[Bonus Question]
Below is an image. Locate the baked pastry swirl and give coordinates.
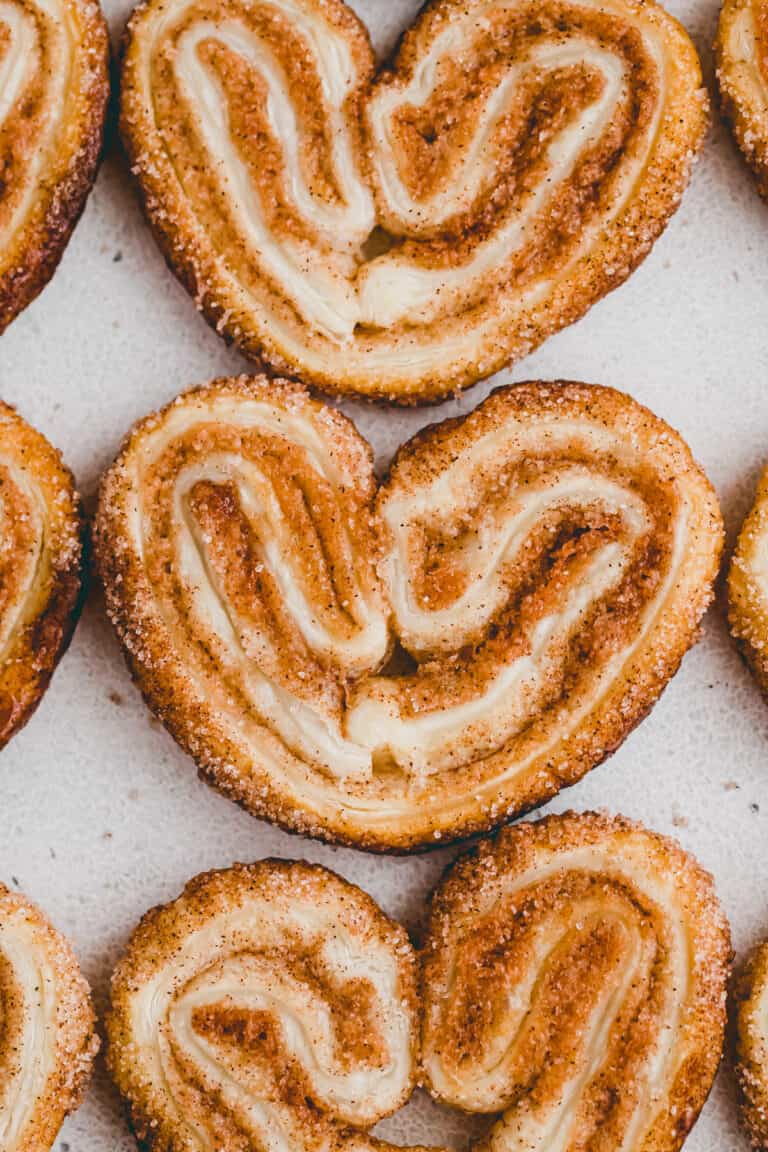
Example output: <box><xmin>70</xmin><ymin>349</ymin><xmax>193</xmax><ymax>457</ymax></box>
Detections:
<box><xmin>729</xmin><ymin>466</ymin><xmax>768</xmax><ymax>696</ymax></box>
<box><xmin>106</xmin><ymin>813</ymin><xmax>729</xmax><ymax>1152</ymax></box>
<box><xmin>107</xmin><ymin>860</ymin><xmax>422</xmax><ymax>1152</ymax></box>
<box><xmin>0</xmin><ymin>882</ymin><xmax>98</xmax><ymax>1152</ymax></box>
<box><xmin>733</xmin><ymin>940</ymin><xmax>768</xmax><ymax>1148</ymax></box>
<box><xmin>716</xmin><ymin>0</ymin><xmax>768</xmax><ymax>196</ymax></box>
<box><xmin>120</xmin><ymin>0</ymin><xmax>708</xmax><ymax>402</ymax></box>
<box><xmin>422</xmin><ymin>811</ymin><xmax>730</xmax><ymax>1152</ymax></box>
<box><xmin>0</xmin><ymin>0</ymin><xmax>109</xmax><ymax>332</ymax></box>
<box><xmin>95</xmin><ymin>376</ymin><xmax>723</xmax><ymax>851</ymax></box>
<box><xmin>0</xmin><ymin>403</ymin><xmax>84</xmax><ymax>749</ymax></box>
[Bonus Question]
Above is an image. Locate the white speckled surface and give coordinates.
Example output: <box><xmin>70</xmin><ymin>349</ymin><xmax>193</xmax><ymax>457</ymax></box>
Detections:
<box><xmin>0</xmin><ymin>0</ymin><xmax>765</xmax><ymax>1148</ymax></box>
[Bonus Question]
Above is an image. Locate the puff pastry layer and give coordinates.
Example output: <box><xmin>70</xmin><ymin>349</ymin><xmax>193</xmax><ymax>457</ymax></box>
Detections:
<box><xmin>95</xmin><ymin>376</ymin><xmax>723</xmax><ymax>850</ymax></box>
<box><xmin>107</xmin><ymin>860</ymin><xmax>423</xmax><ymax>1152</ymax></box>
<box><xmin>716</xmin><ymin>0</ymin><xmax>768</xmax><ymax>195</ymax></box>
<box><xmin>0</xmin><ymin>883</ymin><xmax>98</xmax><ymax>1152</ymax></box>
<box><xmin>120</xmin><ymin>0</ymin><xmax>707</xmax><ymax>402</ymax></box>
<box><xmin>734</xmin><ymin>940</ymin><xmax>768</xmax><ymax>1148</ymax></box>
<box><xmin>0</xmin><ymin>0</ymin><xmax>109</xmax><ymax>331</ymax></box>
<box><xmin>422</xmin><ymin>811</ymin><xmax>730</xmax><ymax>1152</ymax></box>
<box><xmin>0</xmin><ymin>403</ymin><xmax>84</xmax><ymax>749</ymax></box>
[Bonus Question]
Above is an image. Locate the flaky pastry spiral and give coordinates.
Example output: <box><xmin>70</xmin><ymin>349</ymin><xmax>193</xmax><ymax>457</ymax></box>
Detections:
<box><xmin>0</xmin><ymin>0</ymin><xmax>108</xmax><ymax>331</ymax></box>
<box><xmin>0</xmin><ymin>403</ymin><xmax>84</xmax><ymax>748</ymax></box>
<box><xmin>120</xmin><ymin>0</ymin><xmax>707</xmax><ymax>402</ymax></box>
<box><xmin>422</xmin><ymin>811</ymin><xmax>730</xmax><ymax>1152</ymax></box>
<box><xmin>716</xmin><ymin>0</ymin><xmax>768</xmax><ymax>196</ymax></box>
<box><xmin>733</xmin><ymin>940</ymin><xmax>768</xmax><ymax>1148</ymax></box>
<box><xmin>107</xmin><ymin>860</ymin><xmax>423</xmax><ymax>1152</ymax></box>
<box><xmin>0</xmin><ymin>883</ymin><xmax>98</xmax><ymax>1152</ymax></box>
<box><xmin>95</xmin><ymin>376</ymin><xmax>723</xmax><ymax>851</ymax></box>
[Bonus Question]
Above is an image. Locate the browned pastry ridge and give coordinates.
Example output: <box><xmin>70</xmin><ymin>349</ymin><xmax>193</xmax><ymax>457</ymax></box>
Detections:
<box><xmin>0</xmin><ymin>403</ymin><xmax>84</xmax><ymax>748</ymax></box>
<box><xmin>0</xmin><ymin>883</ymin><xmax>99</xmax><ymax>1152</ymax></box>
<box><xmin>95</xmin><ymin>376</ymin><xmax>723</xmax><ymax>852</ymax></box>
<box><xmin>716</xmin><ymin>0</ymin><xmax>768</xmax><ymax>196</ymax></box>
<box><xmin>729</xmin><ymin>465</ymin><xmax>768</xmax><ymax>696</ymax></box>
<box><xmin>120</xmin><ymin>0</ymin><xmax>708</xmax><ymax>403</ymax></box>
<box><xmin>0</xmin><ymin>0</ymin><xmax>109</xmax><ymax>332</ymax></box>
<box><xmin>733</xmin><ymin>940</ymin><xmax>768</xmax><ymax>1148</ymax></box>
<box><xmin>105</xmin><ymin>811</ymin><xmax>730</xmax><ymax>1152</ymax></box>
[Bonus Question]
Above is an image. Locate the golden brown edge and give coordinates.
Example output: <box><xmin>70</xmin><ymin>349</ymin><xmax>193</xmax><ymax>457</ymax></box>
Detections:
<box><xmin>117</xmin><ymin>0</ymin><xmax>708</xmax><ymax>405</ymax></box>
<box><xmin>733</xmin><ymin>942</ymin><xmax>768</xmax><ymax>1148</ymax></box>
<box><xmin>715</xmin><ymin>0</ymin><xmax>768</xmax><ymax>200</ymax></box>
<box><xmin>728</xmin><ymin>465</ymin><xmax>768</xmax><ymax>698</ymax></box>
<box><xmin>0</xmin><ymin>0</ymin><xmax>111</xmax><ymax>333</ymax></box>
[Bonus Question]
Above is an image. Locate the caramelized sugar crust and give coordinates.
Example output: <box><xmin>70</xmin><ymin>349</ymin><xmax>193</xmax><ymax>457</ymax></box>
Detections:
<box><xmin>107</xmin><ymin>860</ymin><xmax>424</xmax><ymax>1152</ymax></box>
<box><xmin>120</xmin><ymin>0</ymin><xmax>707</xmax><ymax>402</ymax></box>
<box><xmin>729</xmin><ymin>465</ymin><xmax>768</xmax><ymax>696</ymax></box>
<box><xmin>0</xmin><ymin>0</ymin><xmax>109</xmax><ymax>331</ymax></box>
<box><xmin>0</xmin><ymin>883</ymin><xmax>98</xmax><ymax>1152</ymax></box>
<box><xmin>95</xmin><ymin>376</ymin><xmax>723</xmax><ymax>851</ymax></box>
<box><xmin>422</xmin><ymin>810</ymin><xmax>730</xmax><ymax>1152</ymax></box>
<box><xmin>0</xmin><ymin>403</ymin><xmax>84</xmax><ymax>749</ymax></box>
<box><xmin>733</xmin><ymin>940</ymin><xmax>768</xmax><ymax>1148</ymax></box>
<box><xmin>716</xmin><ymin>0</ymin><xmax>768</xmax><ymax>195</ymax></box>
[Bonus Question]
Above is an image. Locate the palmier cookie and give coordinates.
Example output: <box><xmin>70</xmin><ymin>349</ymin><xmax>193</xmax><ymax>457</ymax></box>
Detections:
<box><xmin>0</xmin><ymin>0</ymin><xmax>109</xmax><ymax>332</ymax></box>
<box><xmin>106</xmin><ymin>860</ymin><xmax>425</xmax><ymax>1152</ymax></box>
<box><xmin>729</xmin><ymin>466</ymin><xmax>768</xmax><ymax>696</ymax></box>
<box><xmin>95</xmin><ymin>376</ymin><xmax>723</xmax><ymax>852</ymax></box>
<box><xmin>716</xmin><ymin>0</ymin><xmax>768</xmax><ymax>196</ymax></box>
<box><xmin>733</xmin><ymin>941</ymin><xmax>768</xmax><ymax>1147</ymax></box>
<box><xmin>120</xmin><ymin>0</ymin><xmax>708</xmax><ymax>403</ymax></box>
<box><xmin>0</xmin><ymin>404</ymin><xmax>84</xmax><ymax>748</ymax></box>
<box><xmin>0</xmin><ymin>883</ymin><xmax>98</xmax><ymax>1152</ymax></box>
<box><xmin>422</xmin><ymin>811</ymin><xmax>730</xmax><ymax>1152</ymax></box>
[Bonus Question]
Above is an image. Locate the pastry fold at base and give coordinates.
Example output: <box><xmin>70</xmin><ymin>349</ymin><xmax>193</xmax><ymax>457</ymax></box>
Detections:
<box><xmin>95</xmin><ymin>376</ymin><xmax>723</xmax><ymax>851</ymax></box>
<box><xmin>0</xmin><ymin>883</ymin><xmax>98</xmax><ymax>1152</ymax></box>
<box><xmin>0</xmin><ymin>403</ymin><xmax>84</xmax><ymax>749</ymax></box>
<box><xmin>107</xmin><ymin>860</ymin><xmax>424</xmax><ymax>1152</ymax></box>
<box><xmin>120</xmin><ymin>0</ymin><xmax>707</xmax><ymax>402</ymax></box>
<box><xmin>733</xmin><ymin>940</ymin><xmax>768</xmax><ymax>1148</ymax></box>
<box><xmin>0</xmin><ymin>0</ymin><xmax>109</xmax><ymax>331</ymax></box>
<box><xmin>716</xmin><ymin>0</ymin><xmax>768</xmax><ymax>196</ymax></box>
<box><xmin>729</xmin><ymin>465</ymin><xmax>768</xmax><ymax>696</ymax></box>
<box><xmin>422</xmin><ymin>811</ymin><xmax>730</xmax><ymax>1152</ymax></box>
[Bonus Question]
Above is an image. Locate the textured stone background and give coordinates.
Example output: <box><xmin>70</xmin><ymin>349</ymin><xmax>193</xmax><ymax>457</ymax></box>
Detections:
<box><xmin>1</xmin><ymin>0</ymin><xmax>765</xmax><ymax>1148</ymax></box>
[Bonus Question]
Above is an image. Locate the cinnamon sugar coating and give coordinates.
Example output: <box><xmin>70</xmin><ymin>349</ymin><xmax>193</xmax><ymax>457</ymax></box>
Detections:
<box><xmin>422</xmin><ymin>810</ymin><xmax>731</xmax><ymax>1152</ymax></box>
<box><xmin>0</xmin><ymin>883</ymin><xmax>98</xmax><ymax>1152</ymax></box>
<box><xmin>0</xmin><ymin>403</ymin><xmax>84</xmax><ymax>749</ymax></box>
<box><xmin>120</xmin><ymin>0</ymin><xmax>707</xmax><ymax>402</ymax></box>
<box><xmin>95</xmin><ymin>376</ymin><xmax>722</xmax><ymax>851</ymax></box>
<box><xmin>729</xmin><ymin>466</ymin><xmax>768</xmax><ymax>697</ymax></box>
<box><xmin>0</xmin><ymin>0</ymin><xmax>109</xmax><ymax>331</ymax></box>
<box><xmin>733</xmin><ymin>941</ymin><xmax>768</xmax><ymax>1148</ymax></box>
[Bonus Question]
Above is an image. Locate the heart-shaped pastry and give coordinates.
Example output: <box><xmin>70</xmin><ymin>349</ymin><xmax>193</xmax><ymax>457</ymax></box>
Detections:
<box><xmin>0</xmin><ymin>883</ymin><xmax>98</xmax><ymax>1152</ymax></box>
<box><xmin>0</xmin><ymin>403</ymin><xmax>84</xmax><ymax>749</ymax></box>
<box><xmin>0</xmin><ymin>0</ymin><xmax>109</xmax><ymax>332</ymax></box>
<box><xmin>120</xmin><ymin>0</ymin><xmax>707</xmax><ymax>402</ymax></box>
<box><xmin>95</xmin><ymin>376</ymin><xmax>722</xmax><ymax>851</ymax></box>
<box><xmin>716</xmin><ymin>0</ymin><xmax>768</xmax><ymax>196</ymax></box>
<box><xmin>106</xmin><ymin>811</ymin><xmax>729</xmax><ymax>1152</ymax></box>
<box><xmin>728</xmin><ymin>466</ymin><xmax>768</xmax><ymax>695</ymax></box>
